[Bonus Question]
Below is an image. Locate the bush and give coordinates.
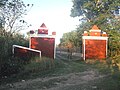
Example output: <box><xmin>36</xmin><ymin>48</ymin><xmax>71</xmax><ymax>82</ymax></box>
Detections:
<box><xmin>0</xmin><ymin>57</ymin><xmax>24</xmax><ymax>78</ymax></box>
<box><xmin>22</xmin><ymin>57</ymin><xmax>55</xmax><ymax>74</ymax></box>
<box><xmin>0</xmin><ymin>33</ymin><xmax>29</xmax><ymax>78</ymax></box>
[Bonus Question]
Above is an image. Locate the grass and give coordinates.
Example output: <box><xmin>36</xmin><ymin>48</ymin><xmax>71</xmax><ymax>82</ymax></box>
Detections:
<box><xmin>21</xmin><ymin>59</ymin><xmax>89</xmax><ymax>78</ymax></box>
<box><xmin>92</xmin><ymin>76</ymin><xmax>120</xmax><ymax>90</ymax></box>
<box><xmin>0</xmin><ymin>58</ymin><xmax>89</xmax><ymax>85</ymax></box>
<box><xmin>0</xmin><ymin>57</ymin><xmax>120</xmax><ymax>90</ymax></box>
<box><xmin>57</xmin><ymin>75</ymin><xmax>120</xmax><ymax>90</ymax></box>
<box><xmin>85</xmin><ymin>59</ymin><xmax>112</xmax><ymax>74</ymax></box>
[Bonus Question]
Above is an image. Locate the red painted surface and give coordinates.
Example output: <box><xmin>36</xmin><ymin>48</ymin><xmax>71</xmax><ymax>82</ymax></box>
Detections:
<box><xmin>102</xmin><ymin>33</ymin><xmax>108</xmax><ymax>37</ymax></box>
<box><xmin>52</xmin><ymin>32</ymin><xmax>56</xmax><ymax>35</ymax></box>
<box><xmin>38</xmin><ymin>29</ymin><xmax>48</xmax><ymax>34</ymax></box>
<box><xmin>91</xmin><ymin>25</ymin><xmax>100</xmax><ymax>30</ymax></box>
<box><xmin>38</xmin><ymin>23</ymin><xmax>48</xmax><ymax>34</ymax></box>
<box><xmin>40</xmin><ymin>23</ymin><xmax>47</xmax><ymax>28</ymax></box>
<box><xmin>30</xmin><ymin>37</ymin><xmax>55</xmax><ymax>59</ymax></box>
<box><xmin>85</xmin><ymin>40</ymin><xmax>106</xmax><ymax>59</ymax></box>
<box><xmin>89</xmin><ymin>25</ymin><xmax>101</xmax><ymax>36</ymax></box>
<box><xmin>13</xmin><ymin>23</ymin><xmax>56</xmax><ymax>60</ymax></box>
<box><xmin>89</xmin><ymin>32</ymin><xmax>101</xmax><ymax>36</ymax></box>
<box><xmin>13</xmin><ymin>46</ymin><xmax>40</xmax><ymax>60</ymax></box>
<box><xmin>82</xmin><ymin>25</ymin><xmax>108</xmax><ymax>60</ymax></box>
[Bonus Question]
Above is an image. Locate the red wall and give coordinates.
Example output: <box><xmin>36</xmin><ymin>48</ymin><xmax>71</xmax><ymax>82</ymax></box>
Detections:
<box><xmin>89</xmin><ymin>32</ymin><xmax>101</xmax><ymax>36</ymax></box>
<box><xmin>30</xmin><ymin>37</ymin><xmax>55</xmax><ymax>59</ymax></box>
<box><xmin>82</xmin><ymin>25</ymin><xmax>108</xmax><ymax>60</ymax></box>
<box><xmin>85</xmin><ymin>40</ymin><xmax>106</xmax><ymax>59</ymax></box>
<box><xmin>13</xmin><ymin>46</ymin><xmax>40</xmax><ymax>60</ymax></box>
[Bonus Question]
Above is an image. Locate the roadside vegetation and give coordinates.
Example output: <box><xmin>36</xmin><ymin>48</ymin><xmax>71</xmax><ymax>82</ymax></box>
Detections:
<box><xmin>0</xmin><ymin>0</ymin><xmax>31</xmax><ymax>80</ymax></box>
<box><xmin>60</xmin><ymin>0</ymin><xmax>120</xmax><ymax>74</ymax></box>
<box><xmin>0</xmin><ymin>57</ymin><xmax>120</xmax><ymax>90</ymax></box>
<box><xmin>0</xmin><ymin>0</ymin><xmax>120</xmax><ymax>90</ymax></box>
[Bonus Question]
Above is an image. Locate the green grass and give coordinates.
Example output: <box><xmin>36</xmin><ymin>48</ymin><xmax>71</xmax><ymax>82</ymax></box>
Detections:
<box><xmin>0</xmin><ymin>58</ymin><xmax>89</xmax><ymax>85</ymax></box>
<box><xmin>93</xmin><ymin>76</ymin><xmax>120</xmax><ymax>90</ymax></box>
<box><xmin>1</xmin><ymin>58</ymin><xmax>120</xmax><ymax>90</ymax></box>
<box><xmin>86</xmin><ymin>60</ymin><xmax>111</xmax><ymax>74</ymax></box>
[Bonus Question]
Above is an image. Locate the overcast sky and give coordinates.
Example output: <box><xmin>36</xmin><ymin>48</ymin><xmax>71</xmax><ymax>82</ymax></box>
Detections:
<box><xmin>23</xmin><ymin>0</ymin><xmax>80</xmax><ymax>44</ymax></box>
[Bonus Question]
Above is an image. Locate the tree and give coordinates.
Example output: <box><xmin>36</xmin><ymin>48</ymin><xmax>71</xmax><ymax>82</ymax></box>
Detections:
<box><xmin>71</xmin><ymin>0</ymin><xmax>120</xmax><ymax>23</ymax></box>
<box><xmin>0</xmin><ymin>0</ymin><xmax>33</xmax><ymax>36</ymax></box>
<box><xmin>71</xmin><ymin>0</ymin><xmax>120</xmax><ymax>56</ymax></box>
<box><xmin>60</xmin><ymin>30</ymin><xmax>81</xmax><ymax>54</ymax></box>
<box><xmin>71</xmin><ymin>0</ymin><xmax>120</xmax><ymax>71</ymax></box>
<box><xmin>0</xmin><ymin>0</ymin><xmax>8</xmax><ymax>6</ymax></box>
<box><xmin>60</xmin><ymin>31</ymin><xmax>80</xmax><ymax>48</ymax></box>
<box><xmin>0</xmin><ymin>0</ymin><xmax>30</xmax><ymax>77</ymax></box>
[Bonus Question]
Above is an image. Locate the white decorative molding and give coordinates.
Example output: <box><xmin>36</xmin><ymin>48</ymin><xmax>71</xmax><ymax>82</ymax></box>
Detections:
<box><xmin>13</xmin><ymin>45</ymin><xmax>41</xmax><ymax>58</ymax></box>
<box><xmin>106</xmin><ymin>40</ymin><xmax>108</xmax><ymax>58</ymax></box>
<box><xmin>103</xmin><ymin>32</ymin><xmax>106</xmax><ymax>34</ymax></box>
<box><xmin>82</xmin><ymin>36</ymin><xmax>108</xmax><ymax>40</ymax></box>
<box><xmin>84</xmin><ymin>31</ymin><xmax>88</xmax><ymax>33</ymax></box>
<box><xmin>30</xmin><ymin>35</ymin><xmax>56</xmax><ymax>38</ymax></box>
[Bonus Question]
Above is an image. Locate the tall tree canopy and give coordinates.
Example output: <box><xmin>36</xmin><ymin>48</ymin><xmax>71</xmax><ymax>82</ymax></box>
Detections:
<box><xmin>71</xmin><ymin>0</ymin><xmax>120</xmax><ymax>24</ymax></box>
<box><xmin>68</xmin><ymin>0</ymin><xmax>120</xmax><ymax>71</ymax></box>
<box><xmin>70</xmin><ymin>0</ymin><xmax>120</xmax><ymax>57</ymax></box>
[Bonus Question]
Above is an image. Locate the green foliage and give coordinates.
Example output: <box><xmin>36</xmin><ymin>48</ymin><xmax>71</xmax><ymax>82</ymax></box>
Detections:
<box><xmin>0</xmin><ymin>57</ymin><xmax>24</xmax><ymax>77</ymax></box>
<box><xmin>0</xmin><ymin>0</ymin><xmax>32</xmax><ymax>78</ymax></box>
<box><xmin>71</xmin><ymin>0</ymin><xmax>120</xmax><ymax>56</ymax></box>
<box><xmin>71</xmin><ymin>0</ymin><xmax>120</xmax><ymax>22</ymax></box>
<box><xmin>0</xmin><ymin>28</ymin><xmax>29</xmax><ymax>78</ymax></box>
<box><xmin>85</xmin><ymin>74</ymin><xmax>120</xmax><ymax>90</ymax></box>
<box><xmin>1</xmin><ymin>59</ymin><xmax>120</xmax><ymax>89</ymax></box>
<box><xmin>5</xmin><ymin>58</ymin><xmax>68</xmax><ymax>83</ymax></box>
<box><xmin>59</xmin><ymin>22</ymin><xmax>92</xmax><ymax>53</ymax></box>
<box><xmin>0</xmin><ymin>0</ymin><xmax>8</xmax><ymax>6</ymax></box>
<box><xmin>24</xmin><ymin>57</ymin><xmax>55</xmax><ymax>73</ymax></box>
<box><xmin>60</xmin><ymin>30</ymin><xmax>80</xmax><ymax>50</ymax></box>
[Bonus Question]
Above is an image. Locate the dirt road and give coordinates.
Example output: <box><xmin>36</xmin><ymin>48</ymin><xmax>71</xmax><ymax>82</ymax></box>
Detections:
<box><xmin>0</xmin><ymin>69</ymin><xmax>106</xmax><ymax>90</ymax></box>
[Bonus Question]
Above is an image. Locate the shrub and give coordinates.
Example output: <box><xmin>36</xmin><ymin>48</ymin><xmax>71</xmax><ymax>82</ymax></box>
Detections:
<box><xmin>22</xmin><ymin>57</ymin><xmax>55</xmax><ymax>74</ymax></box>
<box><xmin>0</xmin><ymin>33</ymin><xmax>29</xmax><ymax>78</ymax></box>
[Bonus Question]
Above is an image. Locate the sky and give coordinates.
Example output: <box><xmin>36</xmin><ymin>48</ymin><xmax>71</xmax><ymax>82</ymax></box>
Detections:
<box><xmin>23</xmin><ymin>0</ymin><xmax>80</xmax><ymax>44</ymax></box>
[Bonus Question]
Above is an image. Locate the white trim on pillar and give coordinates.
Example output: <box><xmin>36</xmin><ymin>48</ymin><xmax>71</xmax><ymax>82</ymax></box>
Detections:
<box><xmin>106</xmin><ymin>39</ymin><xmax>108</xmax><ymax>58</ymax></box>
<box><xmin>29</xmin><ymin>36</ymin><xmax>31</xmax><ymax>48</ymax></box>
<box><xmin>54</xmin><ymin>38</ymin><xmax>56</xmax><ymax>59</ymax></box>
<box><xmin>83</xmin><ymin>39</ymin><xmax>85</xmax><ymax>61</ymax></box>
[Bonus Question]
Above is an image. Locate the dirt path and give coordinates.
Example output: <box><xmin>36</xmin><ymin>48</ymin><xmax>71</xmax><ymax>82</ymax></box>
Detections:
<box><xmin>0</xmin><ymin>69</ymin><xmax>107</xmax><ymax>90</ymax></box>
